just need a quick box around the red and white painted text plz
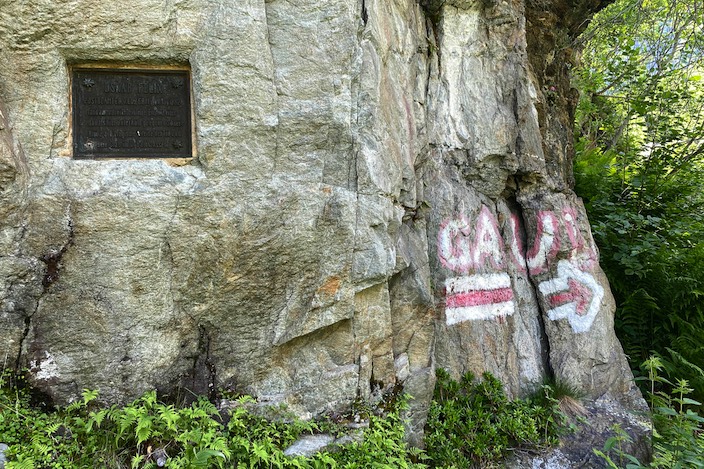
[438,204,602,332]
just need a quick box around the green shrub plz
[424,369,565,468]
[0,385,233,469]
[572,0,704,405]
[0,373,426,469]
[594,356,704,468]
[325,395,427,469]
[1,369,576,468]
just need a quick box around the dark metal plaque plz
[73,69,192,158]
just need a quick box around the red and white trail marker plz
[444,273,515,325]
[538,260,604,333]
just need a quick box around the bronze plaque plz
[73,69,192,158]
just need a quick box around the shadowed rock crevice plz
[40,216,74,289]
[15,310,33,371]
[187,325,217,401]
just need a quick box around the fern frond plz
[662,348,704,380]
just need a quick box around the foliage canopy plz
[573,0,704,403]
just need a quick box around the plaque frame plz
[70,64,195,160]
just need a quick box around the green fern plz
[5,455,35,469]
[617,288,660,364]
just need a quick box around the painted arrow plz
[538,260,604,333]
[549,277,593,315]
[444,273,515,325]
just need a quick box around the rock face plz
[1,0,641,446]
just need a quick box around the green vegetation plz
[594,357,704,468]
[573,0,704,465]
[573,0,704,402]
[424,369,566,468]
[0,369,570,468]
[0,371,424,469]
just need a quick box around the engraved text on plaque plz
[73,69,192,158]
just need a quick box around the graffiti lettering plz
[562,207,583,251]
[524,208,598,274]
[437,205,506,274]
[438,205,602,330]
[438,215,473,273]
[526,211,560,275]
[508,213,527,272]
[472,206,505,270]
[440,207,597,276]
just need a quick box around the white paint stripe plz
[445,272,511,293]
[546,304,576,321]
[446,301,515,325]
[444,273,516,325]
[538,276,568,296]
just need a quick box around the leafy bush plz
[0,372,426,469]
[0,369,576,469]
[573,0,704,404]
[0,383,233,469]
[594,356,704,468]
[326,399,427,469]
[424,369,565,468]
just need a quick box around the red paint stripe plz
[446,287,514,308]
[548,279,592,316]
[549,292,573,306]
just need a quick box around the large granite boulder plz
[0,0,644,454]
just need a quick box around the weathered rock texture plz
[1,0,642,452]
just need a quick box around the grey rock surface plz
[283,434,336,458]
[0,443,7,469]
[0,0,641,457]
[509,391,652,468]
[282,430,365,458]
